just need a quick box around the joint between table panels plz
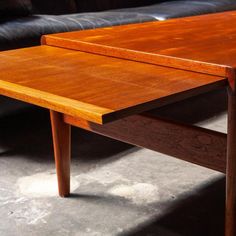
[225,67,236,91]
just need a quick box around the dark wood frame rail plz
[53,110,228,190]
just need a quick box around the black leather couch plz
[2,0,236,51]
[0,0,235,115]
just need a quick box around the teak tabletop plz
[1,11,236,236]
[43,10,236,89]
[0,45,225,124]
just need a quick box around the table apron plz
[64,113,227,173]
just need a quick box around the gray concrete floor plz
[0,89,228,236]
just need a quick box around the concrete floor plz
[0,89,228,236]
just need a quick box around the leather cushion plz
[114,0,236,20]
[0,12,155,50]
[0,0,32,18]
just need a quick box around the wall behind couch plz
[76,0,159,12]
[31,0,77,14]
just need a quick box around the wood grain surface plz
[50,110,71,197]
[0,45,226,124]
[43,11,236,87]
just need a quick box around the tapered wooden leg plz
[50,110,71,197]
[226,88,236,236]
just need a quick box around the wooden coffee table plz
[0,10,235,235]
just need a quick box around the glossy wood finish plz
[0,11,235,233]
[50,110,71,197]
[43,11,236,88]
[0,46,226,124]
[64,113,227,173]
